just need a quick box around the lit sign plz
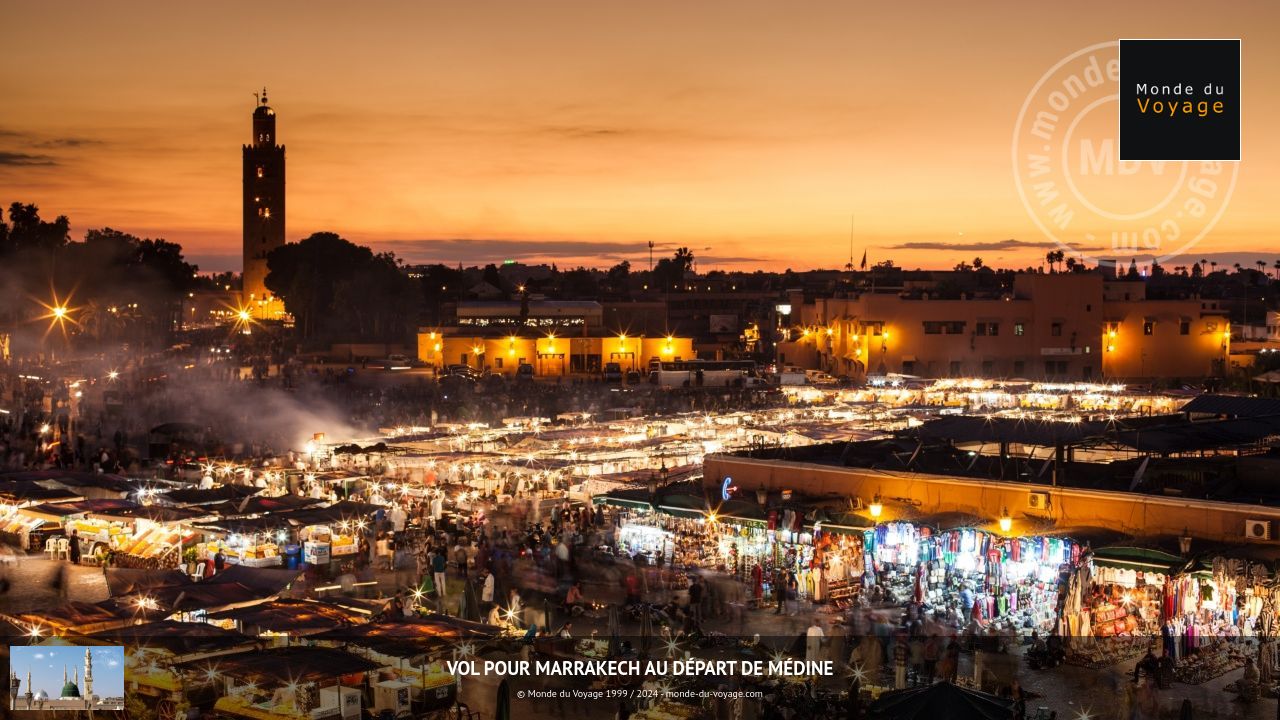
[721,476,736,501]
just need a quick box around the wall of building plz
[705,454,1280,545]
[785,274,1227,380]
[1102,300,1228,378]
[416,332,693,376]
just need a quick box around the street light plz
[999,508,1013,533]
[868,493,883,519]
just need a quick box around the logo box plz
[1119,39,1241,161]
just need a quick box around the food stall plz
[92,620,257,720]
[312,614,505,713]
[176,646,380,720]
[194,519,287,568]
[17,499,144,561]
[87,505,210,569]
[0,482,82,550]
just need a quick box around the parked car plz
[444,364,481,380]
[516,363,535,382]
[603,362,623,383]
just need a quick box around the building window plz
[975,322,999,337]
[925,321,966,334]
[1143,321,1154,336]
[1179,319,1190,335]
[256,166,264,178]
[1085,304,1092,312]
[494,358,504,369]
[902,361,916,375]
[981,360,994,375]
[1014,323,1025,336]
[1013,360,1025,376]
[1051,322,1062,337]
[949,360,961,375]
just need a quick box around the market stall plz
[87,505,210,569]
[312,614,506,714]
[93,621,257,720]
[863,522,1075,637]
[176,646,380,720]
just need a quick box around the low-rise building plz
[778,273,1229,381]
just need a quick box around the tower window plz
[263,207,271,219]
[257,167,264,178]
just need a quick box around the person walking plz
[481,569,496,613]
[68,530,81,565]
[432,548,449,600]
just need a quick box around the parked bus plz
[648,359,763,388]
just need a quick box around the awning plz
[312,614,503,659]
[174,646,381,685]
[1090,546,1182,572]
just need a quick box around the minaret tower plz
[84,647,93,699]
[242,86,287,318]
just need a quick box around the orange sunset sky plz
[1,1,1276,273]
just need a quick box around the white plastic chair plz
[44,537,58,560]
[192,563,206,580]
[56,537,69,561]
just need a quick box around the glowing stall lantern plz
[868,495,883,519]
[998,508,1013,534]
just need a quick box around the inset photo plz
[8,645,125,713]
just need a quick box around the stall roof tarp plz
[90,505,211,523]
[0,481,81,503]
[106,565,302,613]
[2,600,137,634]
[205,598,367,633]
[106,568,192,598]
[868,681,1013,720]
[208,495,323,516]
[312,615,503,658]
[1090,546,1184,572]
[91,620,255,654]
[175,646,381,685]
[657,494,766,523]
[157,485,259,506]
[24,498,140,519]
[285,500,384,526]
[1111,414,1280,453]
[911,415,1108,447]
[1180,394,1280,418]
[0,470,135,493]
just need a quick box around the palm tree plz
[1273,260,1280,280]
[1256,260,1267,274]
[1210,261,1218,273]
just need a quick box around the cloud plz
[107,660,119,667]
[33,653,44,659]
[883,238,1093,252]
[34,137,103,149]
[371,238,763,266]
[0,151,56,166]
